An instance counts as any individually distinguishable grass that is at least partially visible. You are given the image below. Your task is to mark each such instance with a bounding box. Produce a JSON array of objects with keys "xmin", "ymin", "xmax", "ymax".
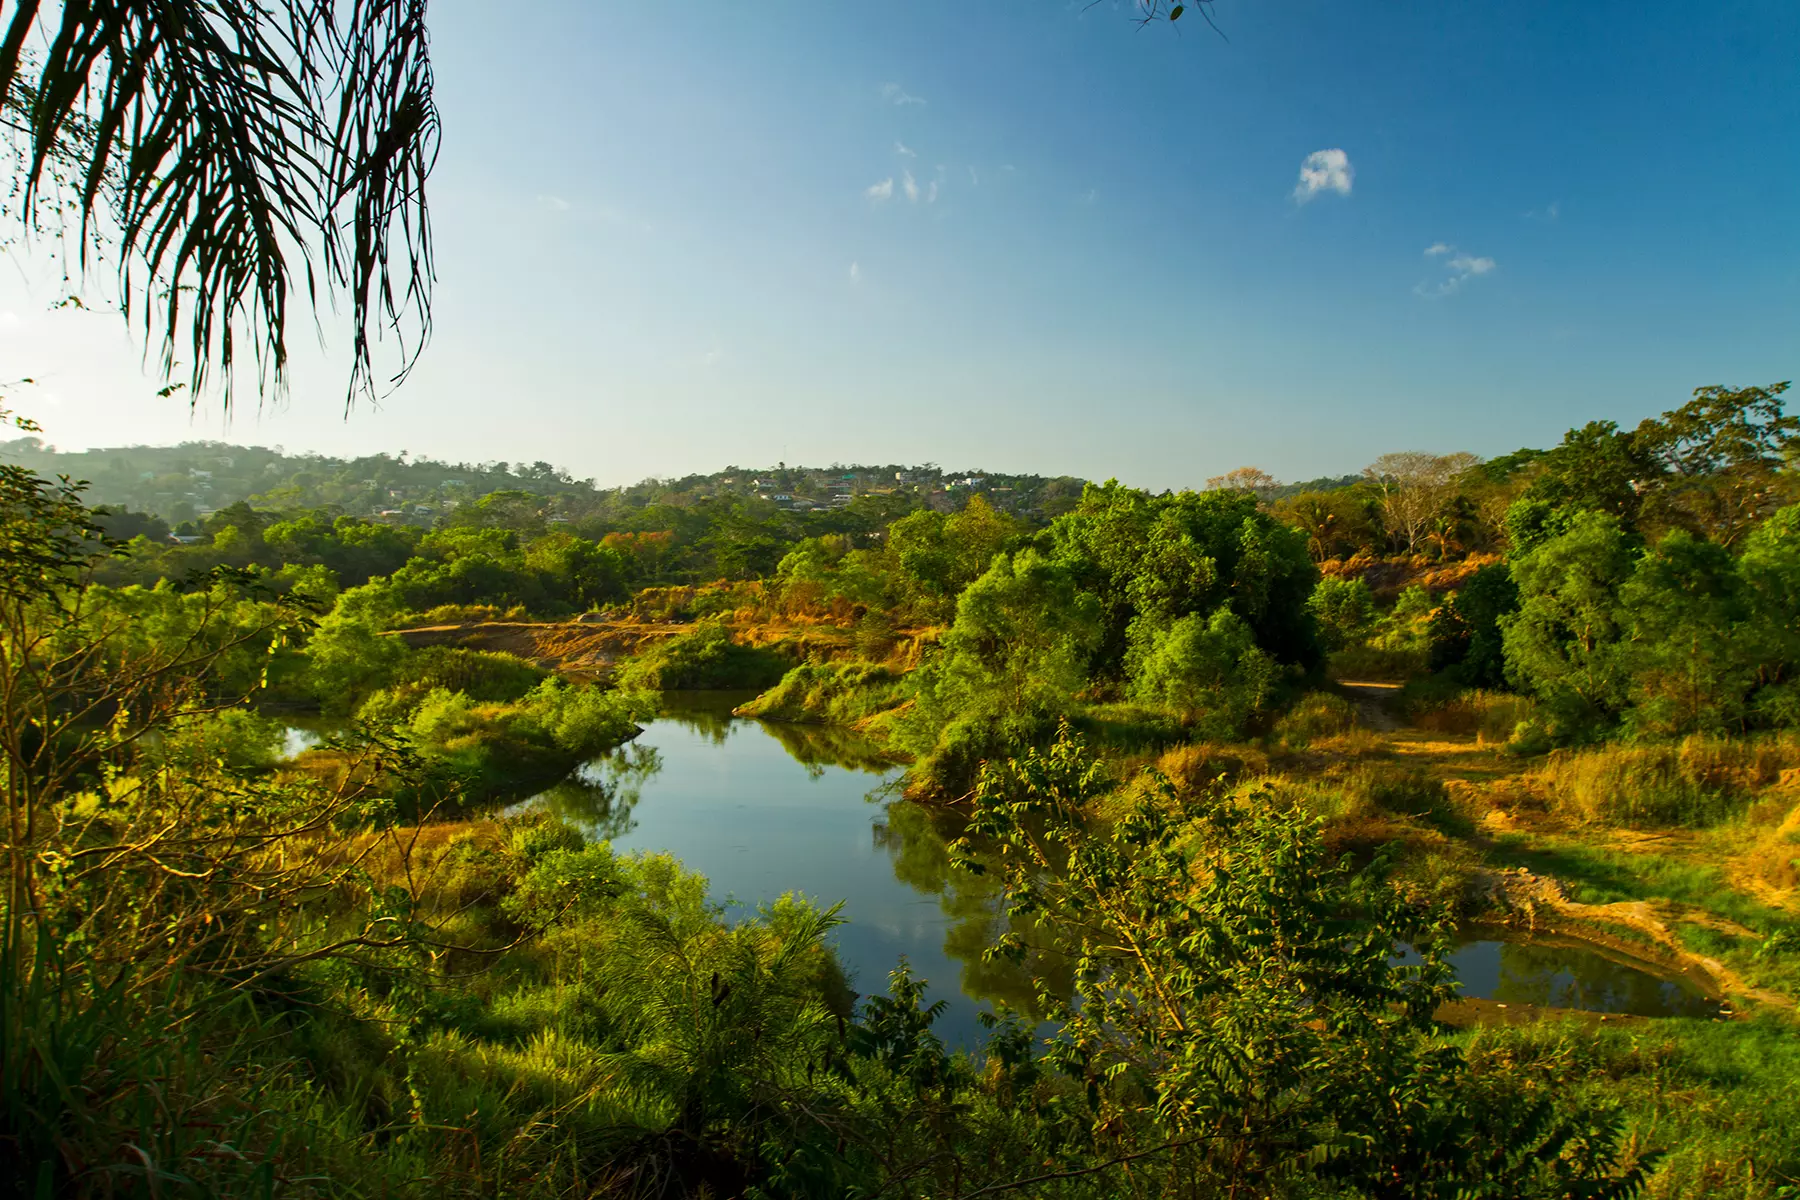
[
  {"xmin": 1486, "ymin": 835, "xmax": 1800, "ymax": 995},
  {"xmin": 1527, "ymin": 735, "xmax": 1800, "ymax": 828},
  {"xmin": 1407, "ymin": 687, "xmax": 1539, "ymax": 745},
  {"xmin": 1461, "ymin": 1012, "xmax": 1800, "ymax": 1200}
]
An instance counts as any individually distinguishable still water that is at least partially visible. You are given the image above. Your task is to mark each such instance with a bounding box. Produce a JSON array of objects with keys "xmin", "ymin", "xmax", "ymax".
[
  {"xmin": 526, "ymin": 693, "xmax": 1021, "ymax": 1047},
  {"xmin": 1440, "ymin": 937, "xmax": 1723, "ymax": 1018},
  {"xmin": 311, "ymin": 692, "xmax": 1723, "ymax": 1042}
]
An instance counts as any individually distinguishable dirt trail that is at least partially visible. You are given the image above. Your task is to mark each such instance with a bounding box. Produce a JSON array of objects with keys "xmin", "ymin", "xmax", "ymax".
[{"xmin": 391, "ymin": 619, "xmax": 686, "ymax": 675}]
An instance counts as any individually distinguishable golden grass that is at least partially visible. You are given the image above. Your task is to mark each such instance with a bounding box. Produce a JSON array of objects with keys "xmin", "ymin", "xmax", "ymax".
[{"xmin": 1529, "ymin": 735, "xmax": 1800, "ymax": 828}]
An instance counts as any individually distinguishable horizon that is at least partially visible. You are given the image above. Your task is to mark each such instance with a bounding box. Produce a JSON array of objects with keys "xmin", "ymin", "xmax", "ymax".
[{"xmin": 2, "ymin": 1, "xmax": 1795, "ymax": 492}]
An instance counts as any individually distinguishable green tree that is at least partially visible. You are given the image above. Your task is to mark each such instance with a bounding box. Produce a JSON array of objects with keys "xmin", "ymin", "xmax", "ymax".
[
  {"xmin": 1500, "ymin": 513, "xmax": 1640, "ymax": 738},
  {"xmin": 1308, "ymin": 575, "xmax": 1376, "ymax": 651}
]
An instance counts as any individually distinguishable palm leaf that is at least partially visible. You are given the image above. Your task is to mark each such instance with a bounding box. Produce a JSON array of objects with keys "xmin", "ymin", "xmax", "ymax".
[{"xmin": 0, "ymin": 0, "xmax": 437, "ymax": 411}]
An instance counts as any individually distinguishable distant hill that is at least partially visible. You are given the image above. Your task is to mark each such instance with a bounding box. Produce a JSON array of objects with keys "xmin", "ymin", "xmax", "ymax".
[{"xmin": 0, "ymin": 439, "xmax": 1089, "ymax": 528}]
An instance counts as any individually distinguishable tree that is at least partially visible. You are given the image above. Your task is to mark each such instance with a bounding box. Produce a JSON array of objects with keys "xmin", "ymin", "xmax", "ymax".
[
  {"xmin": 1634, "ymin": 382, "xmax": 1798, "ymax": 545},
  {"xmin": 1, "ymin": 1, "xmax": 438, "ymax": 408},
  {"xmin": 954, "ymin": 727, "xmax": 1647, "ymax": 1198},
  {"xmin": 1362, "ymin": 452, "xmax": 1482, "ymax": 556},
  {"xmin": 1309, "ymin": 575, "xmax": 1376, "ymax": 651},
  {"xmin": 1500, "ymin": 512, "xmax": 1640, "ymax": 738},
  {"xmin": 1203, "ymin": 465, "xmax": 1281, "ymax": 503}
]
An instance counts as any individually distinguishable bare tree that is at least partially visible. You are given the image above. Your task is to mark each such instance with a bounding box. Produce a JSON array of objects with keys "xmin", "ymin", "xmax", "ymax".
[
  {"xmin": 1204, "ymin": 466, "xmax": 1282, "ymax": 504},
  {"xmin": 1362, "ymin": 451, "xmax": 1481, "ymax": 556},
  {"xmin": 0, "ymin": 1, "xmax": 438, "ymax": 411}
]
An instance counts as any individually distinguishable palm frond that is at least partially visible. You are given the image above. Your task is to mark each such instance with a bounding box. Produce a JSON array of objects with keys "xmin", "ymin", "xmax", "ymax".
[{"xmin": 0, "ymin": 0, "xmax": 437, "ymax": 412}]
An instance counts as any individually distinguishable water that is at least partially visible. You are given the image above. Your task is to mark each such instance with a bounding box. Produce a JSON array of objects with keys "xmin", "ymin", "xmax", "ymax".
[
  {"xmin": 526, "ymin": 693, "xmax": 1029, "ymax": 1048},
  {"xmin": 291, "ymin": 695, "xmax": 1726, "ymax": 1037},
  {"xmin": 1438, "ymin": 936, "xmax": 1724, "ymax": 1018}
]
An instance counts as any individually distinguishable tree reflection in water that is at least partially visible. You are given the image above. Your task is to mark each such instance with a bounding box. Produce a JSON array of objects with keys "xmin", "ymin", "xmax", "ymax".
[
  {"xmin": 872, "ymin": 799, "xmax": 1076, "ymax": 1021},
  {"xmin": 530, "ymin": 742, "xmax": 664, "ymax": 841},
  {"xmin": 760, "ymin": 720, "xmax": 898, "ymax": 778},
  {"xmin": 1474, "ymin": 939, "xmax": 1722, "ymax": 1018}
]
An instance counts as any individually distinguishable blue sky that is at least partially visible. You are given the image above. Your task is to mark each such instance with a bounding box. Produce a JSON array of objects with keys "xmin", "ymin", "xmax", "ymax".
[{"xmin": 2, "ymin": 0, "xmax": 1796, "ymax": 490}]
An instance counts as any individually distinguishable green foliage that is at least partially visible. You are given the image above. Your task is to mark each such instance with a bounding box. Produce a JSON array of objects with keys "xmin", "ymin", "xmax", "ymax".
[
  {"xmin": 1270, "ymin": 690, "xmax": 1362, "ymax": 745},
  {"xmin": 737, "ymin": 659, "xmax": 910, "ymax": 726},
  {"xmin": 305, "ymin": 610, "xmax": 412, "ymax": 712},
  {"xmin": 613, "ymin": 619, "xmax": 790, "ymax": 691},
  {"xmin": 955, "ymin": 726, "xmax": 1646, "ymax": 1198},
  {"xmin": 1127, "ymin": 606, "xmax": 1282, "ymax": 738},
  {"xmin": 395, "ymin": 644, "xmax": 548, "ymax": 701},
  {"xmin": 1501, "ymin": 512, "xmax": 1641, "ymax": 739},
  {"xmin": 1310, "ymin": 574, "xmax": 1376, "ymax": 651}
]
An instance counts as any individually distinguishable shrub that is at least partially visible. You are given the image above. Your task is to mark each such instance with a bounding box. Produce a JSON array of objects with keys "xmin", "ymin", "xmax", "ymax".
[
  {"xmin": 395, "ymin": 645, "xmax": 547, "ymax": 701},
  {"xmin": 737, "ymin": 660, "xmax": 909, "ymax": 725},
  {"xmin": 613, "ymin": 619, "xmax": 789, "ymax": 691},
  {"xmin": 1329, "ymin": 642, "xmax": 1428, "ymax": 681},
  {"xmin": 1154, "ymin": 743, "xmax": 1272, "ymax": 793},
  {"xmin": 1308, "ymin": 576, "xmax": 1375, "ymax": 652},
  {"xmin": 1271, "ymin": 692, "xmax": 1361, "ymax": 746}
]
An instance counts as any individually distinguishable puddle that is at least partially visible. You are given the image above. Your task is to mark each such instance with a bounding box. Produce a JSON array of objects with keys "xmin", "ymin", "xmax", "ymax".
[{"xmin": 1412, "ymin": 935, "xmax": 1725, "ymax": 1019}]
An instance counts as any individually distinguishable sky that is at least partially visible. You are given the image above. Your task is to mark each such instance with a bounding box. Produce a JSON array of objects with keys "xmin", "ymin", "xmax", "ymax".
[{"xmin": 1, "ymin": 0, "xmax": 1796, "ymax": 491}]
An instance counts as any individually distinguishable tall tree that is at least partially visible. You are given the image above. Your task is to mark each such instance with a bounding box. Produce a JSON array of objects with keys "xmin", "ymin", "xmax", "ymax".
[{"xmin": 1363, "ymin": 451, "xmax": 1482, "ymax": 556}]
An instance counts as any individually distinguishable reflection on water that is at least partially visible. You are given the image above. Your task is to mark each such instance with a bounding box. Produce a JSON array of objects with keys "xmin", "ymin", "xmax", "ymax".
[
  {"xmin": 530, "ymin": 743, "xmax": 664, "ymax": 841},
  {"xmin": 524, "ymin": 695, "xmax": 1019, "ymax": 1046},
  {"xmin": 1446, "ymin": 937, "xmax": 1723, "ymax": 1018}
]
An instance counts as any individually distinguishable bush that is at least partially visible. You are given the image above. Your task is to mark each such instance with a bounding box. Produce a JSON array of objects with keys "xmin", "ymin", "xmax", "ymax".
[
  {"xmin": 737, "ymin": 660, "xmax": 909, "ymax": 725},
  {"xmin": 395, "ymin": 645, "xmax": 547, "ymax": 701},
  {"xmin": 1154, "ymin": 743, "xmax": 1272, "ymax": 793},
  {"xmin": 1329, "ymin": 642, "xmax": 1429, "ymax": 681},
  {"xmin": 1308, "ymin": 576, "xmax": 1375, "ymax": 652},
  {"xmin": 1530, "ymin": 735, "xmax": 1800, "ymax": 827},
  {"xmin": 613, "ymin": 619, "xmax": 789, "ymax": 691},
  {"xmin": 1271, "ymin": 692, "xmax": 1361, "ymax": 746}
]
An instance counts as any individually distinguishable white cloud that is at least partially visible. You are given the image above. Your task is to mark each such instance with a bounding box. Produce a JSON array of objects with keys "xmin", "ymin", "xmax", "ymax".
[
  {"xmin": 894, "ymin": 141, "xmax": 916, "ymax": 157},
  {"xmin": 1293, "ymin": 148, "xmax": 1353, "ymax": 202},
  {"xmin": 1525, "ymin": 200, "xmax": 1560, "ymax": 221},
  {"xmin": 1417, "ymin": 246, "xmax": 1497, "ymax": 296},
  {"xmin": 848, "ymin": 261, "xmax": 861, "ymax": 284},
  {"xmin": 926, "ymin": 179, "xmax": 939, "ymax": 203},
  {"xmin": 865, "ymin": 177, "xmax": 894, "ymax": 202},
  {"xmin": 969, "ymin": 166, "xmax": 979, "ymax": 186},
  {"xmin": 535, "ymin": 194, "xmax": 572, "ymax": 212},
  {"xmin": 1077, "ymin": 188, "xmax": 1097, "ymax": 205},
  {"xmin": 880, "ymin": 82, "xmax": 925, "ymax": 106},
  {"xmin": 902, "ymin": 169, "xmax": 919, "ymax": 203}
]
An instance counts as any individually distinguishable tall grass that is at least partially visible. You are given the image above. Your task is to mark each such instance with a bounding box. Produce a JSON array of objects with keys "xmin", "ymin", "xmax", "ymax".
[
  {"xmin": 1530, "ymin": 734, "xmax": 1800, "ymax": 827},
  {"xmin": 1408, "ymin": 688, "xmax": 1540, "ymax": 745}
]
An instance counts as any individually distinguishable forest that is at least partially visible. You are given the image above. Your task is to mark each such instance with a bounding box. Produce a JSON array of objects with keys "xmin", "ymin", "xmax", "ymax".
[{"xmin": 5, "ymin": 380, "xmax": 1799, "ymax": 1198}]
